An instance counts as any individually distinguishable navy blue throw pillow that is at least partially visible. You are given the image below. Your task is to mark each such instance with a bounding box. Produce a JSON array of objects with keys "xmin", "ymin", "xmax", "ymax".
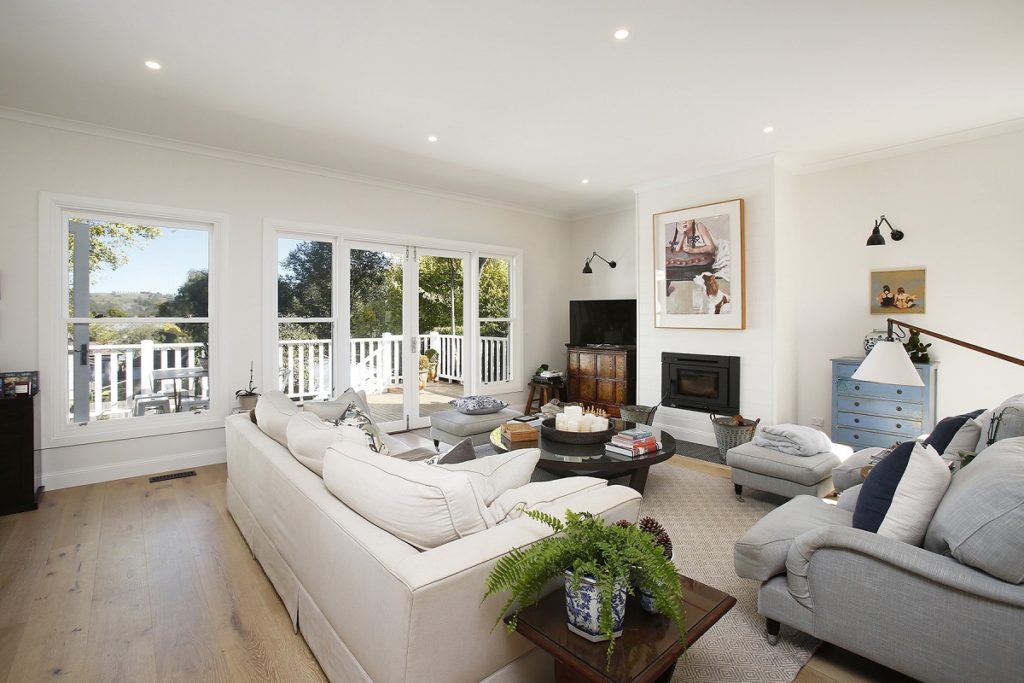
[
  {"xmin": 852, "ymin": 441, "xmax": 916, "ymax": 533},
  {"xmin": 923, "ymin": 409, "xmax": 985, "ymax": 454}
]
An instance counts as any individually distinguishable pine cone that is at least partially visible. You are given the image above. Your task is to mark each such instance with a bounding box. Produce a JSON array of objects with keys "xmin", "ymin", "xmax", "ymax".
[
  {"xmin": 638, "ymin": 516, "xmax": 666, "ymax": 537},
  {"xmin": 655, "ymin": 531, "xmax": 673, "ymax": 558},
  {"xmin": 614, "ymin": 519, "xmax": 633, "ymax": 529}
]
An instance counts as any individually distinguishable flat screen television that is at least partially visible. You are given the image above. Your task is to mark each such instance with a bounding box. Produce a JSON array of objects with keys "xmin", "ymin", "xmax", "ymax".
[{"xmin": 569, "ymin": 299, "xmax": 637, "ymax": 347}]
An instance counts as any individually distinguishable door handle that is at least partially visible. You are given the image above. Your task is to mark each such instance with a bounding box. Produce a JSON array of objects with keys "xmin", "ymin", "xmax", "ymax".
[{"xmin": 79, "ymin": 343, "xmax": 89, "ymax": 366}]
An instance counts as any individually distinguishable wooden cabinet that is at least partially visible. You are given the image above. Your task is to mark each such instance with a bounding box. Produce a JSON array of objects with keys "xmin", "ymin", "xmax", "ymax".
[
  {"xmin": 566, "ymin": 346, "xmax": 636, "ymax": 416},
  {"xmin": 0, "ymin": 394, "xmax": 42, "ymax": 516},
  {"xmin": 830, "ymin": 357, "xmax": 937, "ymax": 449}
]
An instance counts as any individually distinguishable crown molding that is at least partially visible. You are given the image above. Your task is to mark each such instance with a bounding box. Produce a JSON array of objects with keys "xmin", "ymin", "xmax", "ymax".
[
  {"xmin": 793, "ymin": 117, "xmax": 1024, "ymax": 175},
  {"xmin": 0, "ymin": 106, "xmax": 567, "ymax": 221}
]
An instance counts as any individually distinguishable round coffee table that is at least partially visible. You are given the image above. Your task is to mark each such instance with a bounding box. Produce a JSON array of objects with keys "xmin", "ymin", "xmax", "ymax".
[{"xmin": 490, "ymin": 426, "xmax": 676, "ymax": 494}]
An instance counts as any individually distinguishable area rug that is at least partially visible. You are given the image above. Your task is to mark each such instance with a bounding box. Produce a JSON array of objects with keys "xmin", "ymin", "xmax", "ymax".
[{"xmin": 638, "ymin": 460, "xmax": 820, "ymax": 682}]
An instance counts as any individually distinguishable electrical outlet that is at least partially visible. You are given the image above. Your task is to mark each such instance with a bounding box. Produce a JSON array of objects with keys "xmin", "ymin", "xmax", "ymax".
[{"xmin": 810, "ymin": 417, "xmax": 824, "ymax": 428}]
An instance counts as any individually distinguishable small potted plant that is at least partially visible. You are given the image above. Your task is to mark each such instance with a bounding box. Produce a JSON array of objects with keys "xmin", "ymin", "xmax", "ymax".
[
  {"xmin": 418, "ymin": 354, "xmax": 429, "ymax": 390},
  {"xmin": 423, "ymin": 348, "xmax": 439, "ymax": 382},
  {"xmin": 484, "ymin": 509, "xmax": 685, "ymax": 669},
  {"xmin": 236, "ymin": 361, "xmax": 260, "ymax": 410}
]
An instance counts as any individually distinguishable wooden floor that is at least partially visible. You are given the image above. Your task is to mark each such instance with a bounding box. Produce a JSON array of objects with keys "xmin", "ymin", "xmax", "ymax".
[
  {"xmin": 0, "ymin": 465, "xmax": 326, "ymax": 683},
  {"xmin": 0, "ymin": 459, "xmax": 911, "ymax": 683}
]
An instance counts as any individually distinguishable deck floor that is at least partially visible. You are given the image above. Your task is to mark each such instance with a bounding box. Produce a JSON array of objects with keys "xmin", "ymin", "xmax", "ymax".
[{"xmin": 366, "ymin": 381, "xmax": 470, "ymax": 424}]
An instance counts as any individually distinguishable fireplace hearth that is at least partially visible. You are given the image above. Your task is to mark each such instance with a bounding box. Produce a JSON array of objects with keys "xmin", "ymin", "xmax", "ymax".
[{"xmin": 661, "ymin": 352, "xmax": 740, "ymax": 415}]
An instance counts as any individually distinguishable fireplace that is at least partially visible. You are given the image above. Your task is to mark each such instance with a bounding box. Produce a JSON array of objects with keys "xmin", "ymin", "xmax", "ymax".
[{"xmin": 661, "ymin": 352, "xmax": 740, "ymax": 415}]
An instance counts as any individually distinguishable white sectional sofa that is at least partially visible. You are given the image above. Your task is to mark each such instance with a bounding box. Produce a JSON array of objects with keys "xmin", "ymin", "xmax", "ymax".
[{"xmin": 224, "ymin": 412, "xmax": 642, "ymax": 682}]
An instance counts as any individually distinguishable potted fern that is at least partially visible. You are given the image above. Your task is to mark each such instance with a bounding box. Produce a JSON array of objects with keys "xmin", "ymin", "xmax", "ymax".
[{"xmin": 484, "ymin": 509, "xmax": 685, "ymax": 669}]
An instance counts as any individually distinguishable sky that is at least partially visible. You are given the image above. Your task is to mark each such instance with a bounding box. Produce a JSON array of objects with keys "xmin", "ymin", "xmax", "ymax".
[{"xmin": 89, "ymin": 227, "xmax": 209, "ymax": 293}]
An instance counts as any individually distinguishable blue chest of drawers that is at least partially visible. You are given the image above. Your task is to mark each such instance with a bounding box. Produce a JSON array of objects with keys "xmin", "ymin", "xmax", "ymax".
[{"xmin": 831, "ymin": 357, "xmax": 938, "ymax": 449}]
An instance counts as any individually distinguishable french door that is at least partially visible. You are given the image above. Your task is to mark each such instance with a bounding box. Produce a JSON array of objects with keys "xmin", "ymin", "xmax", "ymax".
[{"xmin": 343, "ymin": 242, "xmax": 468, "ymax": 431}]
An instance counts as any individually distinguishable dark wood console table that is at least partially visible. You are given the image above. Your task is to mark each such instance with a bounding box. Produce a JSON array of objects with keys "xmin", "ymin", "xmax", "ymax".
[{"xmin": 0, "ymin": 394, "xmax": 43, "ymax": 515}]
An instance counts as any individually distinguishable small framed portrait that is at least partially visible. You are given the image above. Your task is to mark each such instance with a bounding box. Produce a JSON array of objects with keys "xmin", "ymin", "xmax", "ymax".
[{"xmin": 871, "ymin": 268, "xmax": 926, "ymax": 314}]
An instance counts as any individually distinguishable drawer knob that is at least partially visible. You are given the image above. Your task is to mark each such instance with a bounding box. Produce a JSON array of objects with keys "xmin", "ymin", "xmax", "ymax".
[
  {"xmin": 897, "ymin": 389, "xmax": 903, "ymax": 395},
  {"xmin": 896, "ymin": 406, "xmax": 902, "ymax": 412},
  {"xmin": 896, "ymin": 423, "xmax": 902, "ymax": 429},
  {"xmin": 853, "ymin": 434, "xmax": 860, "ymax": 440},
  {"xmin": 854, "ymin": 385, "xmax": 861, "ymax": 391},
  {"xmin": 854, "ymin": 418, "xmax": 860, "ymax": 424},
  {"xmin": 854, "ymin": 401, "xmax": 860, "ymax": 407}
]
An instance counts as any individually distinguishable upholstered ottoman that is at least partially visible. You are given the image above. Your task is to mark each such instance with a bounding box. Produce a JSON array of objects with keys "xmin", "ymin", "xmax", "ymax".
[
  {"xmin": 726, "ymin": 441, "xmax": 848, "ymax": 500},
  {"xmin": 430, "ymin": 408, "xmax": 522, "ymax": 449}
]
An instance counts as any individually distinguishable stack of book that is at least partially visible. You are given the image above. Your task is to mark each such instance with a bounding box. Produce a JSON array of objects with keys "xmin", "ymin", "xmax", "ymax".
[
  {"xmin": 511, "ymin": 413, "xmax": 545, "ymax": 429},
  {"xmin": 605, "ymin": 428, "xmax": 659, "ymax": 458}
]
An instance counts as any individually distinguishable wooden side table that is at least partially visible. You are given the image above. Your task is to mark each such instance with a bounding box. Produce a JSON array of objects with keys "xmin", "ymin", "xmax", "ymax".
[
  {"xmin": 508, "ymin": 573, "xmax": 735, "ymax": 682},
  {"xmin": 525, "ymin": 378, "xmax": 563, "ymax": 414}
]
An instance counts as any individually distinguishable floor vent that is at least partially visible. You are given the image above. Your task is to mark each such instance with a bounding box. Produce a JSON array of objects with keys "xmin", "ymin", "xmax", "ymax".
[{"xmin": 149, "ymin": 470, "xmax": 197, "ymax": 483}]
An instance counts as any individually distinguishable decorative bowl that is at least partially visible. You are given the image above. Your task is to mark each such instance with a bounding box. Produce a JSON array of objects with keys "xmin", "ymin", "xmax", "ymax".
[{"xmin": 540, "ymin": 417, "xmax": 615, "ymax": 444}]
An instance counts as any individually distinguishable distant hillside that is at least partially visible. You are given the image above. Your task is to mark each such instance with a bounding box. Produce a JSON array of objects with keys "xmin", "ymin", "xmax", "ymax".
[{"xmin": 90, "ymin": 291, "xmax": 172, "ymax": 317}]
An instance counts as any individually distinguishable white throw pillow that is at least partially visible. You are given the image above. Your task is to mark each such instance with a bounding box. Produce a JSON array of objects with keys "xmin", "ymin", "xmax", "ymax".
[
  {"xmin": 323, "ymin": 446, "xmax": 494, "ymax": 550},
  {"xmin": 943, "ymin": 416, "xmax": 983, "ymax": 458},
  {"xmin": 301, "ymin": 400, "xmax": 352, "ymax": 422},
  {"xmin": 285, "ymin": 412, "xmax": 366, "ymax": 477},
  {"xmin": 439, "ymin": 449, "xmax": 541, "ymax": 505},
  {"xmin": 876, "ymin": 443, "xmax": 952, "ymax": 546},
  {"xmin": 254, "ymin": 390, "xmax": 299, "ymax": 446},
  {"xmin": 489, "ymin": 477, "xmax": 606, "ymax": 524}
]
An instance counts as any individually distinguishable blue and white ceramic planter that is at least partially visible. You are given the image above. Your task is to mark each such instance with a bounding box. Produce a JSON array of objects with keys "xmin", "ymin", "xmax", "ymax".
[{"xmin": 564, "ymin": 571, "xmax": 627, "ymax": 642}]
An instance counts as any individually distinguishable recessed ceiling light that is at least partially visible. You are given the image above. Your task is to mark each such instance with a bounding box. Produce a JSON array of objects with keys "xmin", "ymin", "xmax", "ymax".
[
  {"xmin": 613, "ymin": 28, "xmax": 630, "ymax": 40},
  {"xmin": 427, "ymin": 135, "xmax": 438, "ymax": 142},
  {"xmin": 762, "ymin": 125, "xmax": 775, "ymax": 133},
  {"xmin": 581, "ymin": 179, "xmax": 590, "ymax": 184},
  {"xmin": 144, "ymin": 60, "xmax": 162, "ymax": 70}
]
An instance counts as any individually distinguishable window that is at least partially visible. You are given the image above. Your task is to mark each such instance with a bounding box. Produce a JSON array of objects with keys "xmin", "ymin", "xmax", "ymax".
[
  {"xmin": 277, "ymin": 236, "xmax": 335, "ymax": 399},
  {"xmin": 478, "ymin": 256, "xmax": 513, "ymax": 384},
  {"xmin": 39, "ymin": 194, "xmax": 223, "ymax": 447}
]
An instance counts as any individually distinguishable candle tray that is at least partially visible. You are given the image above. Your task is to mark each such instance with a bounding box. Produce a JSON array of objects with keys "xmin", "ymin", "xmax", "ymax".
[{"xmin": 540, "ymin": 417, "xmax": 615, "ymax": 445}]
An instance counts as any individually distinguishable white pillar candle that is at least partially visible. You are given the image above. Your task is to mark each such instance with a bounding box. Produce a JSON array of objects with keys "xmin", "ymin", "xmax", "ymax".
[
  {"xmin": 567, "ymin": 418, "xmax": 581, "ymax": 432},
  {"xmin": 564, "ymin": 405, "xmax": 584, "ymax": 419},
  {"xmin": 555, "ymin": 414, "xmax": 568, "ymax": 430}
]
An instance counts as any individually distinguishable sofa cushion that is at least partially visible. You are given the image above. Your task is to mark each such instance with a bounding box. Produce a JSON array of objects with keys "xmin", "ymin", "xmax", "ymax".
[
  {"xmin": 733, "ymin": 494, "xmax": 853, "ymax": 581},
  {"xmin": 924, "ymin": 409, "xmax": 984, "ymax": 454},
  {"xmin": 852, "ymin": 441, "xmax": 950, "ymax": 545},
  {"xmin": 831, "ymin": 447, "xmax": 883, "ymax": 493},
  {"xmin": 726, "ymin": 441, "xmax": 841, "ymax": 486},
  {"xmin": 943, "ymin": 415, "xmax": 984, "ymax": 457},
  {"xmin": 449, "ymin": 395, "xmax": 508, "ymax": 415},
  {"xmin": 976, "ymin": 394, "xmax": 1024, "ymax": 453},
  {"xmin": 488, "ymin": 477, "xmax": 607, "ymax": 524},
  {"xmin": 337, "ymin": 403, "xmax": 388, "ymax": 454},
  {"xmin": 439, "ymin": 449, "xmax": 541, "ymax": 505},
  {"xmin": 301, "ymin": 399, "xmax": 353, "ymax": 422},
  {"xmin": 285, "ymin": 412, "xmax": 367, "ymax": 477},
  {"xmin": 323, "ymin": 445, "xmax": 494, "ymax": 550},
  {"xmin": 924, "ymin": 437, "xmax": 1024, "ymax": 583},
  {"xmin": 254, "ymin": 390, "xmax": 300, "ymax": 446}
]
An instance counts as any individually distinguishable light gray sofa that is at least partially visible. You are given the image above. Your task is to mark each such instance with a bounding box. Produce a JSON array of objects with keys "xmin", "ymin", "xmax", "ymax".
[{"xmin": 734, "ymin": 438, "xmax": 1024, "ymax": 683}]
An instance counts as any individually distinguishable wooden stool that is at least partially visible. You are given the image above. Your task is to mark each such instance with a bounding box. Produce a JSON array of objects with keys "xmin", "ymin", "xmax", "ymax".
[{"xmin": 524, "ymin": 380, "xmax": 557, "ymax": 414}]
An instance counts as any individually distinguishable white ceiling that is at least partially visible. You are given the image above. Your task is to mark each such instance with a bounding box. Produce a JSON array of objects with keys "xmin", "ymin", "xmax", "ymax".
[{"xmin": 2, "ymin": 1, "xmax": 1023, "ymax": 217}]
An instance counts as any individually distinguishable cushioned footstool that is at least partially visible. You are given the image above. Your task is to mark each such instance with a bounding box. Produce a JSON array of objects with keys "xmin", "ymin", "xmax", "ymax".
[
  {"xmin": 430, "ymin": 408, "xmax": 522, "ymax": 449},
  {"xmin": 726, "ymin": 441, "xmax": 847, "ymax": 500}
]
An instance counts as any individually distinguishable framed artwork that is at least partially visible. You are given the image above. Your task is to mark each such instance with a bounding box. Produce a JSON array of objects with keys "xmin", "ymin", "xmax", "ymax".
[
  {"xmin": 653, "ymin": 198, "xmax": 745, "ymax": 329},
  {"xmin": 870, "ymin": 268, "xmax": 926, "ymax": 314}
]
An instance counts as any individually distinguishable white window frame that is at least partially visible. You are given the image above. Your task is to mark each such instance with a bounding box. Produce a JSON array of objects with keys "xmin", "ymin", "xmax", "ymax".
[
  {"xmin": 262, "ymin": 219, "xmax": 524, "ymax": 413},
  {"xmin": 38, "ymin": 192, "xmax": 226, "ymax": 448}
]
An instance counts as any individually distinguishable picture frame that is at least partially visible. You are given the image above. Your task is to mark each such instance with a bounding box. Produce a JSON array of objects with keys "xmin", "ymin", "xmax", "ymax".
[
  {"xmin": 653, "ymin": 198, "xmax": 745, "ymax": 329},
  {"xmin": 870, "ymin": 268, "xmax": 926, "ymax": 315}
]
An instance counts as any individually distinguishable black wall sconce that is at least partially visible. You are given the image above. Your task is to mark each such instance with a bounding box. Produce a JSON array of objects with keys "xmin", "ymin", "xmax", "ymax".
[
  {"xmin": 582, "ymin": 251, "xmax": 616, "ymax": 274},
  {"xmin": 866, "ymin": 214, "xmax": 905, "ymax": 246}
]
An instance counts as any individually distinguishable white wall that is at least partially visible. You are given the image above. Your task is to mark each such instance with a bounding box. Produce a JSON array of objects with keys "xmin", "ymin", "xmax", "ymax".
[
  {"xmin": 636, "ymin": 163, "xmax": 779, "ymax": 445},
  {"xmin": 0, "ymin": 116, "xmax": 571, "ymax": 488},
  {"xmin": 567, "ymin": 207, "xmax": 637, "ymax": 301},
  {"xmin": 794, "ymin": 129, "xmax": 1024, "ymax": 426}
]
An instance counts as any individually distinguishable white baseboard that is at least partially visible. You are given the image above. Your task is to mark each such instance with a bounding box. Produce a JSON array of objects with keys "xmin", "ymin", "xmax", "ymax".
[
  {"xmin": 42, "ymin": 447, "xmax": 227, "ymax": 490},
  {"xmin": 651, "ymin": 421, "xmax": 718, "ymax": 447}
]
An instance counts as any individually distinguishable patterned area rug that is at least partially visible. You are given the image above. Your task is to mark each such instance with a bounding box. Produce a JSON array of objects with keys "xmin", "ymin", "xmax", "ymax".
[{"xmin": 638, "ymin": 460, "xmax": 820, "ymax": 682}]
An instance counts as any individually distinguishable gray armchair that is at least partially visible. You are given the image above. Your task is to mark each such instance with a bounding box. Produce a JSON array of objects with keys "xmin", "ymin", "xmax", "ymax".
[{"xmin": 734, "ymin": 441, "xmax": 1024, "ymax": 683}]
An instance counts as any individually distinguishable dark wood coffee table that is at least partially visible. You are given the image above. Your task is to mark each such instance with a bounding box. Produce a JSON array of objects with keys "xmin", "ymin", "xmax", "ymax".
[
  {"xmin": 489, "ymin": 426, "xmax": 676, "ymax": 494},
  {"xmin": 508, "ymin": 573, "xmax": 735, "ymax": 683}
]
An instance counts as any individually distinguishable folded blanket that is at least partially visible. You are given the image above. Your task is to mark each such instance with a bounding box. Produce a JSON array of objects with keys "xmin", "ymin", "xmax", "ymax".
[{"xmin": 752, "ymin": 423, "xmax": 833, "ymax": 457}]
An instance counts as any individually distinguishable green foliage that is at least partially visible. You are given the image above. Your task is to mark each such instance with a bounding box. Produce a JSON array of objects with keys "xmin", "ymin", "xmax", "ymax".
[
  {"xmin": 903, "ymin": 330, "xmax": 932, "ymax": 363},
  {"xmin": 84, "ymin": 291, "xmax": 171, "ymax": 317},
  {"xmin": 418, "ymin": 256, "xmax": 464, "ymax": 334},
  {"xmin": 478, "ymin": 257, "xmax": 510, "ymax": 320},
  {"xmin": 68, "ymin": 220, "xmax": 162, "ymax": 273},
  {"xmin": 484, "ymin": 509, "xmax": 685, "ymax": 670},
  {"xmin": 157, "ymin": 269, "xmax": 209, "ymax": 319}
]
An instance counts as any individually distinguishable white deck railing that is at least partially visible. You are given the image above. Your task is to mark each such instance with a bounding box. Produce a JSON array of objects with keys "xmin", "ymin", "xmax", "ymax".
[{"xmin": 71, "ymin": 334, "xmax": 511, "ymax": 416}]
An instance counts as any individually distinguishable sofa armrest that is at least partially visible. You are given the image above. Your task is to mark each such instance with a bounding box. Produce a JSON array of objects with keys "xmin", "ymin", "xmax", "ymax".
[{"xmin": 785, "ymin": 524, "xmax": 1024, "ymax": 610}]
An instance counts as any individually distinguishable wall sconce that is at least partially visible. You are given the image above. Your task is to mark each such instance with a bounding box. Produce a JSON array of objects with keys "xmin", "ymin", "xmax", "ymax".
[
  {"xmin": 866, "ymin": 214, "xmax": 905, "ymax": 246},
  {"xmin": 582, "ymin": 251, "xmax": 616, "ymax": 274}
]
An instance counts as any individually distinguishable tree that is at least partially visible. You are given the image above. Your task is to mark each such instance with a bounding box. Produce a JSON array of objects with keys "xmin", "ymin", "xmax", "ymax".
[
  {"xmin": 69, "ymin": 221, "xmax": 162, "ymax": 273},
  {"xmin": 157, "ymin": 269, "xmax": 209, "ymax": 318},
  {"xmin": 478, "ymin": 257, "xmax": 511, "ymax": 337},
  {"xmin": 418, "ymin": 256, "xmax": 464, "ymax": 335}
]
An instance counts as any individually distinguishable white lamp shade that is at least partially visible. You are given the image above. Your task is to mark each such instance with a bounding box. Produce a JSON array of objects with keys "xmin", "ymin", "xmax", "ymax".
[{"xmin": 852, "ymin": 340, "xmax": 925, "ymax": 387}]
